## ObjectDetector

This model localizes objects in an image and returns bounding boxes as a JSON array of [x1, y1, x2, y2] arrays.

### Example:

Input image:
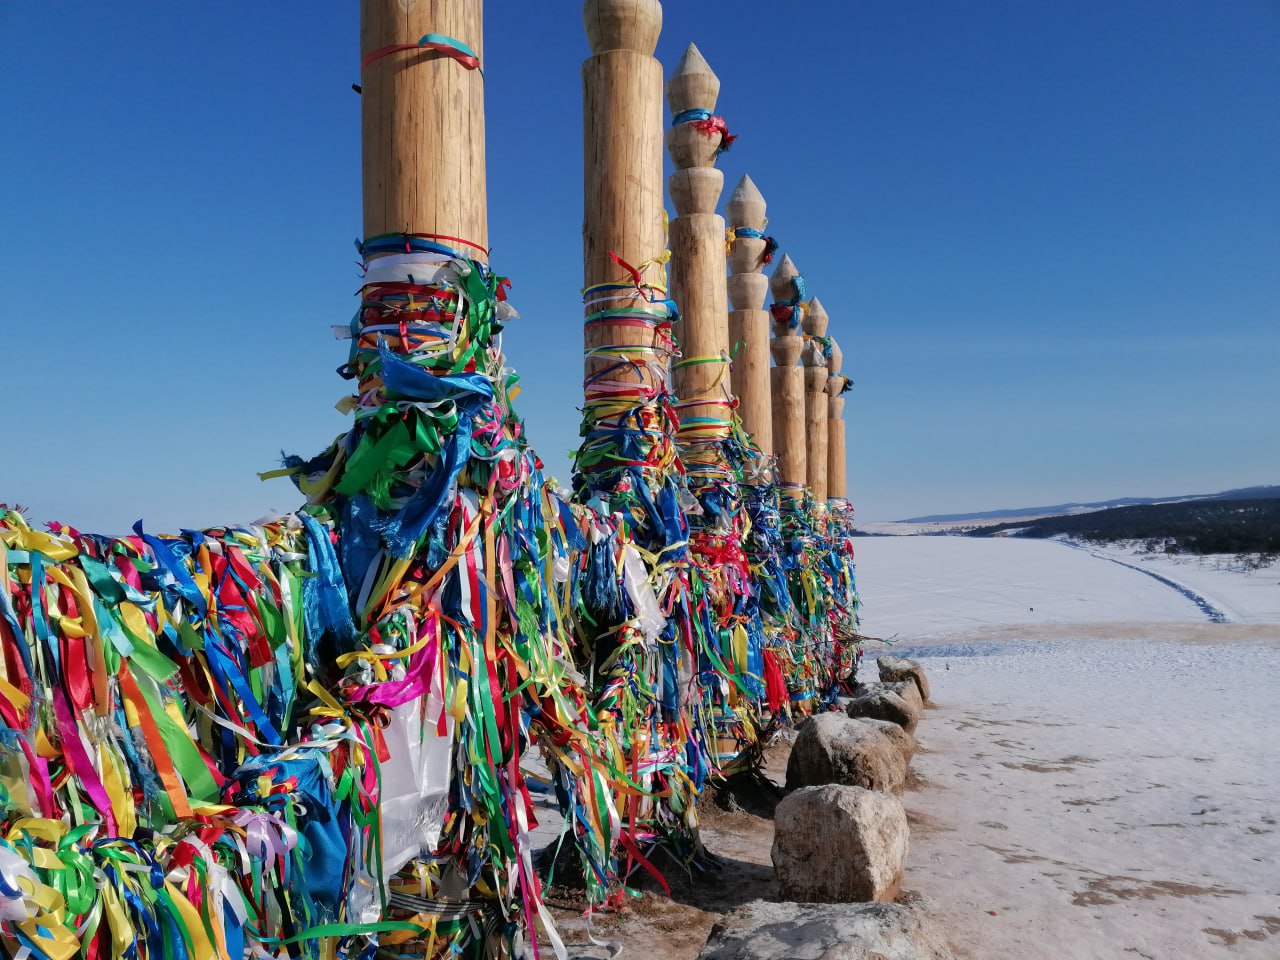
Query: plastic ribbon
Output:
[[361, 32, 482, 73]]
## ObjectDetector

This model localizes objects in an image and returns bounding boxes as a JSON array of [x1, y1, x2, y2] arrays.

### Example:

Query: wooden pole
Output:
[[769, 254, 807, 497], [582, 0, 667, 390], [827, 338, 848, 501], [361, 0, 487, 258], [727, 175, 773, 461], [803, 296, 830, 503], [666, 45, 732, 480]]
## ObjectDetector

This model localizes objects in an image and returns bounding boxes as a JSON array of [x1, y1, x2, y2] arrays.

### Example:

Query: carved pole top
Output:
[[727, 174, 766, 230], [803, 295, 830, 367], [770, 334, 803, 367], [803, 339, 828, 368], [584, 0, 662, 56], [827, 335, 844, 375], [804, 296, 829, 337], [666, 43, 720, 114], [769, 254, 800, 301]]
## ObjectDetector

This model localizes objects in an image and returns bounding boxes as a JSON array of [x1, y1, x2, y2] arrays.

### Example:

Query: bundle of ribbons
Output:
[[741, 477, 797, 720], [670, 362, 766, 776], [0, 508, 405, 960], [0, 239, 861, 960], [272, 240, 640, 956], [572, 264, 719, 880], [825, 498, 862, 690], [771, 491, 839, 711]]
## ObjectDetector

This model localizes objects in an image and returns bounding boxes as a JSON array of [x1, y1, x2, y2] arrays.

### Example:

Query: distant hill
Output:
[[903, 485, 1280, 524], [969, 497, 1280, 555]]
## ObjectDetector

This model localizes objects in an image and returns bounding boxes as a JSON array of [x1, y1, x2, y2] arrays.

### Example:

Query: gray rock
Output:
[[698, 899, 954, 959], [878, 655, 932, 703], [846, 684, 922, 735], [786, 713, 908, 793], [772, 784, 909, 903]]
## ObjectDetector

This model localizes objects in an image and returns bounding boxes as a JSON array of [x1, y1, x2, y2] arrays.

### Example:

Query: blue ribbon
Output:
[[356, 235, 466, 260], [300, 514, 358, 652], [672, 108, 711, 127], [371, 344, 494, 556], [132, 521, 209, 621]]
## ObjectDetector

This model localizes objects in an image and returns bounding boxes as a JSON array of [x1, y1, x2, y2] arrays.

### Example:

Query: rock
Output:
[[881, 679, 926, 714], [698, 899, 954, 959], [846, 684, 922, 735], [786, 713, 907, 793], [772, 784, 909, 903], [878, 655, 932, 702], [858, 716, 918, 763]]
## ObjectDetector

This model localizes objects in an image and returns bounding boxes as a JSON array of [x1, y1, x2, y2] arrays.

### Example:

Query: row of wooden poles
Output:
[[362, 0, 849, 506]]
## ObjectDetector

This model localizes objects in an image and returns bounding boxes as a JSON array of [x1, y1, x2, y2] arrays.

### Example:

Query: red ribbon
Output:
[[362, 35, 481, 72], [692, 116, 738, 152], [763, 649, 788, 714], [608, 251, 644, 289]]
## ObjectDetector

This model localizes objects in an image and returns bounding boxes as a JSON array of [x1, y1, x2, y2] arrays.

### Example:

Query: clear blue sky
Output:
[[2, 2, 1277, 530]]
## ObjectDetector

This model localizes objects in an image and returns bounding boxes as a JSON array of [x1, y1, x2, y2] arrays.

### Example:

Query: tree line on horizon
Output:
[[967, 498, 1280, 556]]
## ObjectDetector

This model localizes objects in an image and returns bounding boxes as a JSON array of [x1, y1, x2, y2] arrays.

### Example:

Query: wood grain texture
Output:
[[361, 0, 487, 257], [827, 337, 846, 500], [665, 42, 731, 434], [727, 273, 769, 312], [582, 2, 666, 387], [669, 214, 729, 402], [801, 296, 830, 497], [729, 308, 772, 455], [803, 295, 829, 338], [770, 364, 806, 486], [726, 175, 772, 459], [668, 167, 724, 218], [584, 0, 661, 54], [804, 365, 829, 501], [769, 257, 807, 489], [828, 384, 847, 500]]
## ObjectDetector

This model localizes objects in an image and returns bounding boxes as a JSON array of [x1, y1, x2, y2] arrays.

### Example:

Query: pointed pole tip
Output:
[[772, 254, 798, 276], [673, 42, 713, 75], [731, 174, 763, 200]]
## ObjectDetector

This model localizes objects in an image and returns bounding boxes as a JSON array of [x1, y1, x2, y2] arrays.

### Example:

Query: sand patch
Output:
[[1070, 876, 1242, 907]]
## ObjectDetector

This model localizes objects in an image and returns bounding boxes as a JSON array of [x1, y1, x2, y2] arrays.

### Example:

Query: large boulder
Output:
[[846, 684, 922, 735], [859, 716, 918, 763], [786, 713, 907, 793], [772, 784, 909, 903], [698, 900, 954, 960], [881, 679, 926, 714], [877, 655, 932, 703]]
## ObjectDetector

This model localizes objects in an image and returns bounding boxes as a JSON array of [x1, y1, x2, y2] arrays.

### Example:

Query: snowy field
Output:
[[852, 536, 1280, 959], [1085, 540, 1280, 624], [853, 534, 1280, 641]]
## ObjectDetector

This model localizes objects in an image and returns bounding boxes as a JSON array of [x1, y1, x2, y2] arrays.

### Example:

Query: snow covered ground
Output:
[[853, 534, 1280, 641], [852, 535, 1280, 959], [1084, 540, 1280, 624]]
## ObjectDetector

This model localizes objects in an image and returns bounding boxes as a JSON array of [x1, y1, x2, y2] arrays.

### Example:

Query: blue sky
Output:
[[1, 1, 1276, 530]]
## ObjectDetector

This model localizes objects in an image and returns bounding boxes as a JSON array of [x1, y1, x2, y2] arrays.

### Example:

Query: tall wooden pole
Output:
[[361, 0, 487, 256], [803, 297, 830, 504], [666, 45, 733, 489], [769, 254, 807, 498], [582, 0, 666, 392], [827, 338, 848, 501], [727, 175, 773, 462], [579, 0, 719, 848]]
